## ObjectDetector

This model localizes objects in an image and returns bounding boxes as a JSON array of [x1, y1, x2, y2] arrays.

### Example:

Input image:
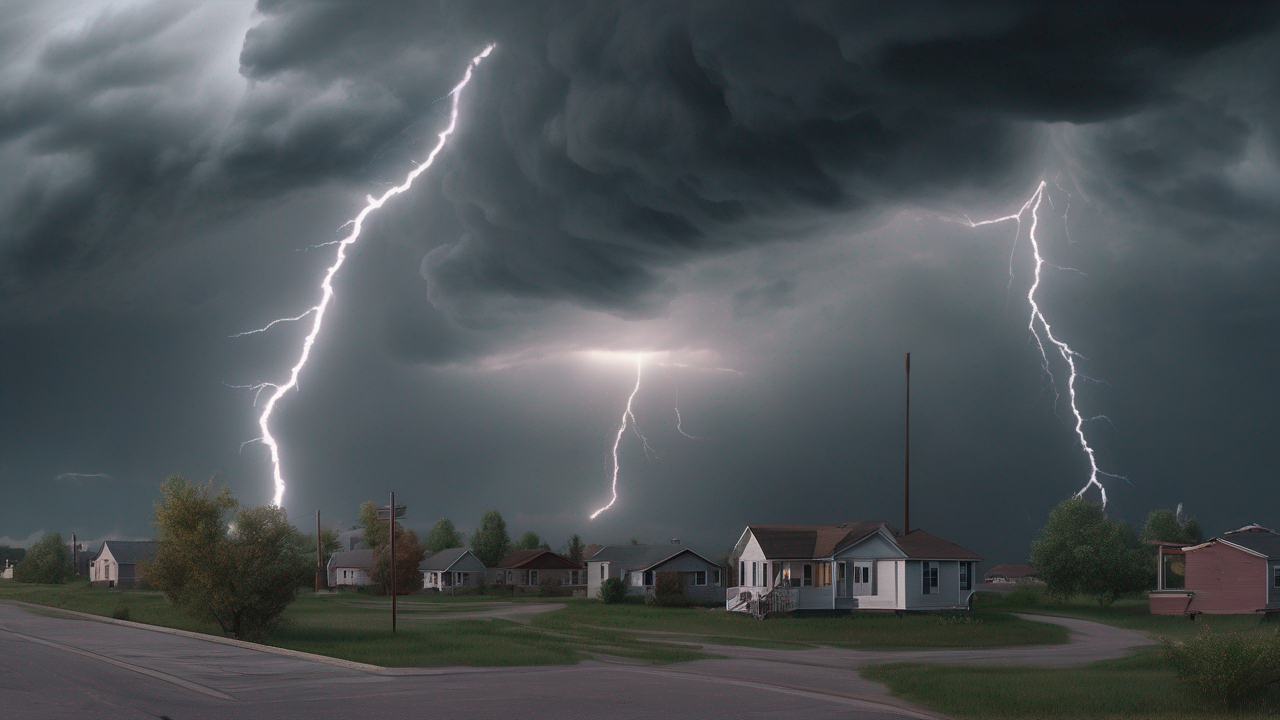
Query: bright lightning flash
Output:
[[590, 356, 645, 520], [964, 181, 1126, 507], [236, 44, 495, 508]]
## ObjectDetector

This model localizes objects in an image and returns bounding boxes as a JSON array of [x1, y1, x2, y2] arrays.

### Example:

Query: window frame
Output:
[[959, 562, 972, 591], [922, 562, 939, 595], [1273, 565, 1280, 589], [694, 570, 707, 586]]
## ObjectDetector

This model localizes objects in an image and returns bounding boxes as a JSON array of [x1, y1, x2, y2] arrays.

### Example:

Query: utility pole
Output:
[[72, 533, 78, 576], [904, 352, 910, 537], [389, 491, 396, 634], [315, 510, 322, 593]]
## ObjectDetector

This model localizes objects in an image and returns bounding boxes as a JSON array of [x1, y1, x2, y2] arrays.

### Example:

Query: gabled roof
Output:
[[419, 547, 483, 572], [896, 530, 982, 560], [102, 540, 159, 565], [329, 549, 374, 570], [746, 522, 895, 559], [495, 549, 579, 570], [1210, 525, 1280, 559], [586, 545, 720, 572], [985, 563, 1036, 578]]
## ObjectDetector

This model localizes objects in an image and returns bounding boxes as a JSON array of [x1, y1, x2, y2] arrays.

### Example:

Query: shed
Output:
[[1151, 524, 1280, 615]]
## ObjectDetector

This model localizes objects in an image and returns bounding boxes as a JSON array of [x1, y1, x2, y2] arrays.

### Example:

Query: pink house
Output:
[[1150, 524, 1280, 616]]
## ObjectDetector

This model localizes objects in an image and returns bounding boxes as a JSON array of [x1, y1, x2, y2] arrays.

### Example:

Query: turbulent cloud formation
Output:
[[2, 1, 1279, 559]]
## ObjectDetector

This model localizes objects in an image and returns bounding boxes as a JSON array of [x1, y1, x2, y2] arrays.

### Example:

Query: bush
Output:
[[110, 605, 132, 621], [539, 574, 564, 597], [597, 577, 627, 603], [13, 533, 73, 585], [1006, 584, 1045, 607], [1163, 628, 1280, 706]]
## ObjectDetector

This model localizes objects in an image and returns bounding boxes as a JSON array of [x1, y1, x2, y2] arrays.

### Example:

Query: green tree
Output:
[[358, 500, 391, 550], [514, 530, 542, 552], [147, 475, 311, 639], [424, 518, 464, 553], [470, 510, 512, 567], [370, 527, 425, 595], [13, 533, 73, 584], [1029, 496, 1152, 606], [1139, 508, 1205, 546], [566, 535, 585, 564]]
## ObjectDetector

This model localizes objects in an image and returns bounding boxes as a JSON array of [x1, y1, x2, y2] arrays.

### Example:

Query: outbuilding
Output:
[[88, 540, 158, 589], [1151, 524, 1280, 615]]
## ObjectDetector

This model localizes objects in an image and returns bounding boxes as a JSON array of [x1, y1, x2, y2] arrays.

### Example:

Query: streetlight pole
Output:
[[389, 491, 396, 634]]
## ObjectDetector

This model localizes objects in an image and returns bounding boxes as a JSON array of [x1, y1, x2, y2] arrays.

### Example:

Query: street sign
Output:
[[375, 505, 407, 521]]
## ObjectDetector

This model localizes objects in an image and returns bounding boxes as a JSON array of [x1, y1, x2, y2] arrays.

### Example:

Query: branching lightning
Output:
[[673, 385, 701, 439], [590, 356, 645, 520], [233, 44, 495, 507], [964, 180, 1127, 507]]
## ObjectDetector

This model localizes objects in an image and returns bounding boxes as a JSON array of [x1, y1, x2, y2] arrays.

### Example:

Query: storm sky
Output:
[[2, 1, 1279, 565]]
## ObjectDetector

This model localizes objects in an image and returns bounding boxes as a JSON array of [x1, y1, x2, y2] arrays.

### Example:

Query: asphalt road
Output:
[[0, 602, 938, 720]]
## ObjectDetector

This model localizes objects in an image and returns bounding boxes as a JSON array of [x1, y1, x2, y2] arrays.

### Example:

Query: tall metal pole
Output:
[[904, 352, 910, 536], [72, 533, 77, 576], [315, 511, 322, 593], [389, 491, 396, 634]]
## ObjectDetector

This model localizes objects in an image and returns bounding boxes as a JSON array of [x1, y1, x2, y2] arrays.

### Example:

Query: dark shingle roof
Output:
[[330, 549, 374, 569], [896, 530, 982, 560], [985, 563, 1036, 579], [747, 522, 891, 559], [495, 549, 579, 570], [104, 541, 159, 565], [1219, 525, 1280, 559], [585, 545, 719, 572], [419, 547, 481, 571]]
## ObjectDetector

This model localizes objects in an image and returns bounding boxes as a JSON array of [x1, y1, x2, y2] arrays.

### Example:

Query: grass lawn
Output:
[[975, 590, 1273, 640], [863, 647, 1280, 719], [531, 601, 1070, 649]]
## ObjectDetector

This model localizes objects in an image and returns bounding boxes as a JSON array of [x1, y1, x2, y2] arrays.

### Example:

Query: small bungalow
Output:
[[89, 540, 159, 589], [490, 549, 587, 593], [328, 549, 375, 587], [727, 522, 981, 613], [421, 548, 486, 590], [1151, 524, 1280, 615], [585, 543, 724, 602], [984, 563, 1040, 584]]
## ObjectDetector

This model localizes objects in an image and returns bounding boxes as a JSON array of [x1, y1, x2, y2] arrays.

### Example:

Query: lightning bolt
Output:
[[235, 44, 495, 507], [590, 356, 644, 520], [965, 180, 1126, 507], [673, 385, 701, 439]]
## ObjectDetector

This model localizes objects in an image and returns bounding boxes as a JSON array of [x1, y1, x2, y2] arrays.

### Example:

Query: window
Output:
[[802, 564, 812, 587], [530, 570, 539, 586], [643, 570, 654, 586], [740, 561, 746, 586], [600, 564, 605, 579], [714, 569, 721, 585], [922, 562, 939, 594], [1273, 565, 1280, 589], [960, 562, 972, 591], [751, 562, 758, 587], [694, 571, 707, 586]]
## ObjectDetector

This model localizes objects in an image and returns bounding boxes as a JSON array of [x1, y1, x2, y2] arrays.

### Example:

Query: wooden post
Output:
[[904, 352, 910, 536], [390, 491, 396, 634]]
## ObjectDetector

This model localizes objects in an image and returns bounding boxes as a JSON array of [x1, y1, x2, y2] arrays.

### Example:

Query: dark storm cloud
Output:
[[3, 1, 1276, 327]]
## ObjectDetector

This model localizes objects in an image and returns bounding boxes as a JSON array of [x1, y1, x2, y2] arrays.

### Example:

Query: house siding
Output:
[[1183, 542, 1267, 614]]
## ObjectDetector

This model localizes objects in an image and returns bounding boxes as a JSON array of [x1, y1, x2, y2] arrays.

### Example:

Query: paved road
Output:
[[0, 602, 937, 720]]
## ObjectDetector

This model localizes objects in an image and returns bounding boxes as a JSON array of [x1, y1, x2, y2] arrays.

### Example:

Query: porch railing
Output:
[[748, 587, 798, 618]]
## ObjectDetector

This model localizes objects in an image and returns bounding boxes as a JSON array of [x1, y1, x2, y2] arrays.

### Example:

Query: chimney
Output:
[[903, 352, 910, 536], [671, 538, 681, 545]]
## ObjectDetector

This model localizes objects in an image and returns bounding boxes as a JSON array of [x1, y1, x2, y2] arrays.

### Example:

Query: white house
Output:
[[327, 549, 375, 586], [727, 522, 981, 613], [1, 560, 13, 579], [89, 540, 159, 589], [585, 544, 724, 602], [421, 548, 487, 590]]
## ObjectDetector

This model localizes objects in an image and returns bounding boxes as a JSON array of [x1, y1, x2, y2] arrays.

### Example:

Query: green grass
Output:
[[531, 601, 1070, 649], [976, 590, 1274, 640], [863, 647, 1280, 719]]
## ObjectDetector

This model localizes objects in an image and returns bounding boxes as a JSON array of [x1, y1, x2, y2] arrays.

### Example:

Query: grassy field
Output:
[[529, 600, 1069, 649], [976, 589, 1273, 640], [864, 648, 1280, 719], [0, 580, 1068, 667]]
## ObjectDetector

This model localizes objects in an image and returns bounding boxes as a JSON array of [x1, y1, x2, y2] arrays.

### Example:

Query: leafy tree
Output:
[[470, 510, 512, 567], [358, 500, 392, 550], [566, 535, 585, 564], [514, 530, 542, 552], [147, 475, 311, 639], [583, 543, 604, 561], [1029, 496, 1152, 606], [629, 537, 640, 545], [371, 527, 425, 595], [424, 518, 464, 553], [1140, 508, 1205, 546], [13, 533, 73, 584]]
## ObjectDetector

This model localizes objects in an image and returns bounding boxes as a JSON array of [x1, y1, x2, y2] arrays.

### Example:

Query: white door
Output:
[[851, 562, 873, 596]]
